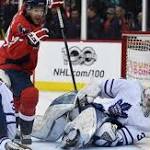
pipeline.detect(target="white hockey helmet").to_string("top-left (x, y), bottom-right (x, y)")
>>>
top-left (0, 69), bottom-right (11, 87)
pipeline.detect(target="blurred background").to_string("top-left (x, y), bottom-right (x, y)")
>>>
top-left (0, 0), bottom-right (149, 40)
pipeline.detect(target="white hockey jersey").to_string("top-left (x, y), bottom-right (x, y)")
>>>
top-left (0, 81), bottom-right (16, 139)
top-left (94, 79), bottom-right (150, 146)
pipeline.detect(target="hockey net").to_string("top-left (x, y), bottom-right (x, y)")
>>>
top-left (121, 32), bottom-right (150, 88)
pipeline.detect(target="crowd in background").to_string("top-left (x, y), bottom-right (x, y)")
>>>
top-left (0, 0), bottom-right (149, 40)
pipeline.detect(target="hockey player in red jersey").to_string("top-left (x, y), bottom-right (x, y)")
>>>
top-left (0, 0), bottom-right (50, 145)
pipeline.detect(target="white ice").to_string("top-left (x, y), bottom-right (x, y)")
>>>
top-left (29, 91), bottom-right (150, 150)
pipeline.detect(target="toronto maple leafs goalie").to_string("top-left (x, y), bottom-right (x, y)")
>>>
top-left (31, 78), bottom-right (150, 149)
top-left (61, 78), bottom-right (150, 148)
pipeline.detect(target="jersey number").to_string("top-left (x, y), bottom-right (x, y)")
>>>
top-left (137, 132), bottom-right (145, 141)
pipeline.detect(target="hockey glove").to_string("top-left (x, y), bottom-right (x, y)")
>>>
top-left (108, 99), bottom-right (132, 118)
top-left (19, 26), bottom-right (49, 47)
top-left (48, 0), bottom-right (64, 9)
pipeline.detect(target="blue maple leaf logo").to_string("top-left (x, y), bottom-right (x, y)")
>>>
top-left (108, 99), bottom-right (132, 118)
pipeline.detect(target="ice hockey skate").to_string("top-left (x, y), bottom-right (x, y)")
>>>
top-left (5, 140), bottom-right (32, 150)
top-left (21, 134), bottom-right (32, 145)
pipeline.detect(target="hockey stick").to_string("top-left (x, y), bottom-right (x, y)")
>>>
top-left (56, 7), bottom-right (83, 113)
top-left (56, 7), bottom-right (77, 91)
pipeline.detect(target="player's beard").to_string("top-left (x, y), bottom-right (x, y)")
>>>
top-left (32, 16), bottom-right (45, 25)
top-left (25, 12), bottom-right (45, 26)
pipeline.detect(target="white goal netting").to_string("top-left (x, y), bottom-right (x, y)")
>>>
top-left (122, 33), bottom-right (150, 88)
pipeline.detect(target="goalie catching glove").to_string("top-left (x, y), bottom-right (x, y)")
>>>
top-left (48, 0), bottom-right (64, 9)
top-left (19, 26), bottom-right (49, 47)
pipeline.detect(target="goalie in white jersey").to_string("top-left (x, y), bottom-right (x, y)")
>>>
top-left (31, 78), bottom-right (150, 149)
top-left (0, 70), bottom-right (31, 150)
top-left (60, 78), bottom-right (150, 148)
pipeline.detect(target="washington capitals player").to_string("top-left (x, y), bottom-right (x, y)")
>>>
top-left (0, 0), bottom-right (63, 145)
top-left (0, 0), bottom-right (49, 145)
top-left (59, 79), bottom-right (150, 148)
top-left (0, 71), bottom-right (31, 150)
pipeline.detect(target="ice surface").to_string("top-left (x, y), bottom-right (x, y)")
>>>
top-left (29, 137), bottom-right (150, 150)
top-left (29, 91), bottom-right (150, 150)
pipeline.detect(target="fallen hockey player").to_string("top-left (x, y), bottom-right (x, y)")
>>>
top-left (31, 78), bottom-right (150, 149)
top-left (0, 70), bottom-right (31, 150)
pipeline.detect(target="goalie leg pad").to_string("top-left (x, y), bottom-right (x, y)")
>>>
top-left (32, 103), bottom-right (75, 141)
top-left (32, 114), bottom-right (67, 141)
top-left (46, 115), bottom-right (68, 141)
top-left (61, 107), bottom-right (97, 148)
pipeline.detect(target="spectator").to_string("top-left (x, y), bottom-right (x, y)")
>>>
top-left (87, 6), bottom-right (103, 39)
top-left (0, 1), bottom-right (5, 39)
top-left (65, 7), bottom-right (81, 39)
top-left (115, 5), bottom-right (129, 37)
top-left (125, 11), bottom-right (135, 30)
top-left (44, 8), bottom-right (62, 39)
top-left (1, 0), bottom-right (18, 33)
top-left (134, 11), bottom-right (142, 31)
top-left (0, 28), bottom-right (5, 39)
top-left (63, 0), bottom-right (76, 18)
top-left (102, 7), bottom-right (120, 39)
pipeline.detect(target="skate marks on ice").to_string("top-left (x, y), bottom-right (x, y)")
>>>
top-left (29, 137), bottom-right (150, 150)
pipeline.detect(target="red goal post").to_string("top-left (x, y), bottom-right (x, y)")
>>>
top-left (121, 31), bottom-right (150, 88)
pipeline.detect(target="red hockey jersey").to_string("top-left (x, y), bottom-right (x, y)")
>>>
top-left (0, 7), bottom-right (44, 75)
